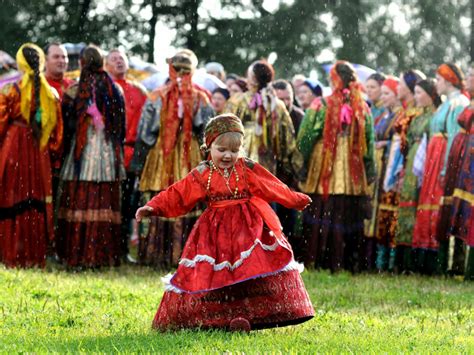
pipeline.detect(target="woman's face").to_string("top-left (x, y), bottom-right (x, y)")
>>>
top-left (229, 83), bottom-right (243, 97)
top-left (210, 140), bottom-right (240, 170)
top-left (436, 74), bottom-right (449, 96)
top-left (397, 75), bottom-right (412, 101)
top-left (297, 85), bottom-right (316, 110)
top-left (381, 85), bottom-right (399, 109)
top-left (211, 92), bottom-right (227, 114)
top-left (365, 79), bottom-right (382, 103)
top-left (414, 85), bottom-right (433, 108)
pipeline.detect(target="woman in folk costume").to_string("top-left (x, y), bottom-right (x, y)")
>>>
top-left (56, 45), bottom-right (125, 268)
top-left (132, 49), bottom-right (214, 267)
top-left (136, 114), bottom-right (314, 331)
top-left (436, 65), bottom-right (473, 276)
top-left (226, 60), bottom-right (301, 183)
top-left (362, 72), bottom-right (387, 270)
top-left (296, 61), bottom-right (376, 272)
top-left (413, 63), bottom-right (469, 274)
top-left (396, 79), bottom-right (441, 274)
top-left (0, 43), bottom-right (61, 268)
top-left (382, 69), bottom-right (425, 272)
top-left (372, 77), bottom-right (402, 271)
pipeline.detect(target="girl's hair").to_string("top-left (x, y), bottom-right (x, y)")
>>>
top-left (212, 131), bottom-right (244, 153)
top-left (251, 60), bottom-right (275, 90)
top-left (22, 46), bottom-right (41, 139)
top-left (80, 45), bottom-right (104, 72)
top-left (335, 62), bottom-right (357, 89)
top-left (367, 72), bottom-right (386, 86)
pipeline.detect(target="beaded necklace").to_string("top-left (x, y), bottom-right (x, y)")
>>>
top-left (207, 160), bottom-right (240, 197)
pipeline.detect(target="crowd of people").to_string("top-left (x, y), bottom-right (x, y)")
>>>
top-left (0, 42), bottom-right (473, 283)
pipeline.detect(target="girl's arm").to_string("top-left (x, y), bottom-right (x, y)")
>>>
top-left (140, 167), bottom-right (207, 218)
top-left (246, 159), bottom-right (311, 210)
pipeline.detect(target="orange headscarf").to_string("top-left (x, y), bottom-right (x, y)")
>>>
top-left (437, 63), bottom-right (462, 87)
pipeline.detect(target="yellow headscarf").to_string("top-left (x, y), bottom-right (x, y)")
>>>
top-left (16, 43), bottom-right (58, 149)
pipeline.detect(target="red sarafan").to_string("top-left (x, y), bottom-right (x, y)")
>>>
top-left (145, 157), bottom-right (314, 331)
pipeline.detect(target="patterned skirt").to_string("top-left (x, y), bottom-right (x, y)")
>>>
top-left (153, 270), bottom-right (314, 331)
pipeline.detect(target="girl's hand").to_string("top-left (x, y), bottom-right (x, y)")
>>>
top-left (135, 205), bottom-right (154, 222)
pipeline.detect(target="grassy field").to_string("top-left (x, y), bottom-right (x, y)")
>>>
top-left (0, 265), bottom-right (473, 353)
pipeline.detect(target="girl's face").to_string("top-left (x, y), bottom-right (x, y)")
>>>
top-left (397, 75), bottom-right (411, 101)
top-left (210, 137), bottom-right (241, 170)
top-left (229, 83), bottom-right (243, 96)
top-left (365, 79), bottom-right (382, 103)
top-left (414, 85), bottom-right (433, 108)
top-left (436, 74), bottom-right (449, 96)
top-left (381, 85), bottom-right (399, 109)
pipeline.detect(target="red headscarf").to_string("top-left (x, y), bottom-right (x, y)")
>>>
top-left (383, 76), bottom-right (399, 96)
top-left (204, 113), bottom-right (244, 148)
top-left (320, 61), bottom-right (369, 198)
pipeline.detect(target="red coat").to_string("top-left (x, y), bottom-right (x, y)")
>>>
top-left (146, 157), bottom-right (310, 293)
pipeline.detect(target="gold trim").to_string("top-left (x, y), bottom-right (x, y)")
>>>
top-left (58, 208), bottom-right (121, 224)
top-left (378, 204), bottom-right (399, 212)
top-left (45, 196), bottom-right (53, 204)
top-left (453, 188), bottom-right (474, 204)
top-left (417, 204), bottom-right (440, 211)
top-left (441, 196), bottom-right (453, 205)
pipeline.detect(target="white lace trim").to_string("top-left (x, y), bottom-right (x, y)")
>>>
top-left (163, 260), bottom-right (304, 294)
top-left (179, 236), bottom-right (279, 271)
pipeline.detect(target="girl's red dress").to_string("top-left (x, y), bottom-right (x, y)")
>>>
top-left (146, 158), bottom-right (314, 330)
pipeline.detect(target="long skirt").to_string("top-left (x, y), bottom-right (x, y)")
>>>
top-left (303, 194), bottom-right (369, 272)
top-left (57, 181), bottom-right (122, 267)
top-left (0, 124), bottom-right (53, 268)
top-left (138, 192), bottom-right (201, 268)
top-left (413, 136), bottom-right (446, 250)
top-left (153, 270), bottom-right (314, 331)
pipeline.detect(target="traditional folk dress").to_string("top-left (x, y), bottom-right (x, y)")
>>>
top-left (370, 107), bottom-right (399, 270)
top-left (382, 101), bottom-right (422, 271)
top-left (149, 158), bottom-right (314, 330)
top-left (449, 107), bottom-right (474, 280)
top-left (0, 44), bottom-right (62, 268)
top-left (56, 70), bottom-right (126, 268)
top-left (412, 90), bottom-right (468, 264)
top-left (296, 67), bottom-right (376, 272)
top-left (132, 65), bottom-right (214, 267)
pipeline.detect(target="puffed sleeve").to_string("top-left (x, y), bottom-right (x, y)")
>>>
top-left (246, 159), bottom-right (310, 210)
top-left (145, 168), bottom-right (207, 218)
top-left (0, 84), bottom-right (15, 142)
top-left (296, 98), bottom-right (326, 163)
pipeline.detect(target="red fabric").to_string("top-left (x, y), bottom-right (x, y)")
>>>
top-left (113, 79), bottom-right (147, 170)
top-left (56, 181), bottom-right (121, 267)
top-left (46, 76), bottom-right (74, 99)
top-left (153, 270), bottom-right (314, 331)
top-left (413, 136), bottom-right (446, 249)
top-left (320, 62), bottom-right (369, 198)
top-left (146, 158), bottom-right (310, 293)
top-left (0, 125), bottom-right (53, 267)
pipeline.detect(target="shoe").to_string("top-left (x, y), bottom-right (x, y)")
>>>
top-left (229, 317), bottom-right (251, 332)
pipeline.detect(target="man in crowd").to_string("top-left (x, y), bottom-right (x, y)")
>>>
top-left (44, 42), bottom-right (74, 99)
top-left (273, 79), bottom-right (304, 134)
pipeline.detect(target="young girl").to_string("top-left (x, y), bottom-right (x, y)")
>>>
top-left (136, 113), bottom-right (314, 331)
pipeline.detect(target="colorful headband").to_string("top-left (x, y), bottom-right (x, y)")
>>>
top-left (437, 64), bottom-right (461, 87)
top-left (383, 77), bottom-right (399, 95)
top-left (204, 113), bottom-right (244, 148)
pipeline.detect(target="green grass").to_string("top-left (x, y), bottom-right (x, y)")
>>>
top-left (0, 265), bottom-right (473, 353)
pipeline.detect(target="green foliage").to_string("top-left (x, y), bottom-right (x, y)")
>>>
top-left (0, 265), bottom-right (473, 352)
